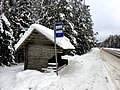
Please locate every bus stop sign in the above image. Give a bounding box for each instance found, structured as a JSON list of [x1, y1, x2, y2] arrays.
[[54, 23, 64, 37]]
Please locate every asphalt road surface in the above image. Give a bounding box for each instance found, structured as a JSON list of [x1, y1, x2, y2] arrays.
[[100, 49, 120, 90]]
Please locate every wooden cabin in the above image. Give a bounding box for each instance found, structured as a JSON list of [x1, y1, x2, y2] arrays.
[[15, 24, 75, 71]]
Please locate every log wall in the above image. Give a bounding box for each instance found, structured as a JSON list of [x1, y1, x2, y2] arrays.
[[24, 30, 56, 71]]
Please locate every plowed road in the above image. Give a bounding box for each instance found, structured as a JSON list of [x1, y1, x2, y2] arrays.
[[101, 49, 120, 90]]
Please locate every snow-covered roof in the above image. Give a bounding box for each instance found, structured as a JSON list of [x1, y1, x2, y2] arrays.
[[15, 24, 75, 50]]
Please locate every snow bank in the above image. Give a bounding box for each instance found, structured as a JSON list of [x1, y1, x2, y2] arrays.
[[9, 70, 57, 90], [104, 48, 120, 51], [47, 48, 109, 90], [0, 64, 24, 90], [15, 24, 75, 50], [0, 64, 57, 90], [0, 48, 110, 90]]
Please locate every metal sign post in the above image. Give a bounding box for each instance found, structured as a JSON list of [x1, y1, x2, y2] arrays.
[[54, 23, 64, 76]]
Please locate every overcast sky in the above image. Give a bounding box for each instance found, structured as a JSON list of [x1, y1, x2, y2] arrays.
[[86, 0, 120, 42]]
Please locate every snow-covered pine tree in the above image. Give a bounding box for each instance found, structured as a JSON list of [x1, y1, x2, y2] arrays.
[[1, 0, 34, 63], [68, 0, 95, 54], [1, 0, 95, 56], [0, 13, 15, 66], [37, 0, 95, 55], [3, 0, 33, 45], [38, 0, 77, 47]]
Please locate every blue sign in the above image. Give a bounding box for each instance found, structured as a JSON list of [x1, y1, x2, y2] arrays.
[[54, 23, 64, 37]]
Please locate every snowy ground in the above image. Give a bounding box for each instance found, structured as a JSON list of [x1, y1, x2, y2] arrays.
[[0, 48, 113, 90]]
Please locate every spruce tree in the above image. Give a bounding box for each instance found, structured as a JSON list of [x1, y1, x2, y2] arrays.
[[37, 0, 95, 55], [0, 13, 15, 66], [3, 0, 33, 44], [1, 0, 95, 56]]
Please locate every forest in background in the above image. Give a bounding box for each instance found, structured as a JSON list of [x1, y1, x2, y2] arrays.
[[100, 35, 120, 48], [0, 0, 96, 66]]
